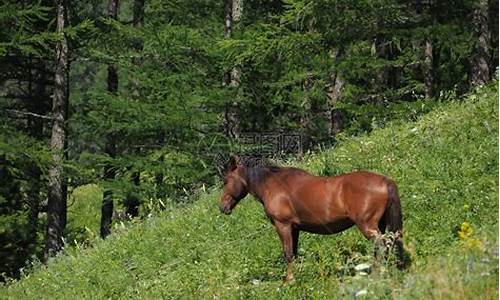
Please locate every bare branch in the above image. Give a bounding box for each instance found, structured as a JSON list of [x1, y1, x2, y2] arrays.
[[6, 109, 52, 120]]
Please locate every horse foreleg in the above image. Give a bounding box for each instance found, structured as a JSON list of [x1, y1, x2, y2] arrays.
[[275, 222, 295, 282], [292, 227, 300, 257]]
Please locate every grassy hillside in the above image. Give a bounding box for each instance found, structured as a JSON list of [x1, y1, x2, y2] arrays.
[[2, 83, 498, 299]]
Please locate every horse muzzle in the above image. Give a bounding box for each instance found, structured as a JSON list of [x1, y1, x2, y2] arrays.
[[219, 205, 232, 215], [219, 195, 235, 215]]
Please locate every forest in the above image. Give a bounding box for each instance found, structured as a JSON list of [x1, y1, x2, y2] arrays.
[[0, 0, 498, 296]]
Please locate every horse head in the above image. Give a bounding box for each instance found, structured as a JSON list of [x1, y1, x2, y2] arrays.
[[219, 155, 249, 215]]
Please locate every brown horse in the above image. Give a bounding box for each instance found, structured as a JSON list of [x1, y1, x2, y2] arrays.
[[218, 155, 404, 281]]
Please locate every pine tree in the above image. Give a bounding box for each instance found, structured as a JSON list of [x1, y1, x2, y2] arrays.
[[222, 0, 243, 138], [100, 0, 119, 239], [44, 0, 69, 262]]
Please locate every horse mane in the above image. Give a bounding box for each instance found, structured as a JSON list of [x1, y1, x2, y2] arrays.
[[240, 156, 309, 186], [239, 156, 275, 169]]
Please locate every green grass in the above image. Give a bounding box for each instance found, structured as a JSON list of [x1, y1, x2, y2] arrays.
[[66, 184, 103, 245], [2, 83, 498, 299]]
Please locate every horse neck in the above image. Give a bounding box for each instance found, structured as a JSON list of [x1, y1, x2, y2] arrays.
[[244, 165, 273, 203]]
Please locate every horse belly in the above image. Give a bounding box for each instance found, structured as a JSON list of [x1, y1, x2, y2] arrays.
[[297, 218, 354, 235]]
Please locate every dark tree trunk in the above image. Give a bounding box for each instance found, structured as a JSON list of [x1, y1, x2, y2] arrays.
[[155, 130, 165, 201], [470, 0, 491, 86], [107, 65, 118, 93], [223, 102, 240, 138], [330, 109, 344, 135], [415, 0, 422, 14], [374, 35, 389, 87], [424, 37, 435, 98], [100, 191, 113, 237], [124, 171, 140, 218], [372, 34, 402, 98], [44, 0, 69, 262], [155, 161, 164, 200], [130, 0, 144, 95], [27, 163, 41, 255], [121, 0, 145, 218], [299, 74, 315, 150], [488, 0, 498, 73], [26, 59, 47, 255], [415, 1, 438, 98], [100, 0, 119, 239], [100, 133, 116, 238], [133, 0, 144, 28]]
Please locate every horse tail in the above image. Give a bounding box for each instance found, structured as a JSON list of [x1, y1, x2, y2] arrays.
[[385, 179, 405, 268], [386, 180, 402, 235]]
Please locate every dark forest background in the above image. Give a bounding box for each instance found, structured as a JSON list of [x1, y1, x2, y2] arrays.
[[0, 0, 498, 279]]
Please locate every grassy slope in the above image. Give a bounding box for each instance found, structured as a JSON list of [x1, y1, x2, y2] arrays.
[[65, 184, 103, 244], [2, 83, 498, 299]]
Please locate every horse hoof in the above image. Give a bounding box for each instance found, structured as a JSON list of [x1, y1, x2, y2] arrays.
[[283, 274, 295, 284]]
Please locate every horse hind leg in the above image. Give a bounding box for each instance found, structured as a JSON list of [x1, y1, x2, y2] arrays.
[[356, 223, 385, 262], [384, 231, 404, 269], [360, 222, 404, 269], [372, 210, 404, 268], [377, 213, 392, 259], [378, 214, 387, 233]]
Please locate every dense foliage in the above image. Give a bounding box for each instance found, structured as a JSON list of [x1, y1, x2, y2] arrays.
[[1, 82, 497, 298], [0, 0, 498, 280]]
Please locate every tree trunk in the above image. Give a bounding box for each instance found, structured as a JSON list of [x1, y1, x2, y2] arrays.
[[124, 170, 140, 218], [26, 59, 47, 255], [133, 0, 144, 27], [224, 0, 233, 40], [373, 36, 389, 87], [155, 130, 165, 201], [300, 74, 315, 150], [155, 161, 164, 200], [121, 0, 145, 218], [470, 0, 491, 86], [424, 37, 435, 98], [107, 65, 118, 94], [44, 0, 69, 262], [131, 0, 144, 95], [326, 48, 344, 135], [100, 133, 116, 238], [229, 0, 242, 88], [488, 0, 498, 74], [415, 0, 422, 14], [27, 163, 41, 253], [223, 0, 242, 138], [100, 0, 119, 239]]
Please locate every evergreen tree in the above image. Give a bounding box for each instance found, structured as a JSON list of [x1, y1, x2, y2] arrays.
[[44, 0, 70, 262], [0, 0, 53, 278], [99, 0, 120, 240]]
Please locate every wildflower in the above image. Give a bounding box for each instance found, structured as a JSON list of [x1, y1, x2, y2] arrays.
[[457, 221, 483, 250], [458, 221, 472, 239]]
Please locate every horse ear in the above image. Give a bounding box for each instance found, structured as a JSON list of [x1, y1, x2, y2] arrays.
[[216, 164, 224, 177], [228, 154, 239, 171], [213, 153, 227, 177]]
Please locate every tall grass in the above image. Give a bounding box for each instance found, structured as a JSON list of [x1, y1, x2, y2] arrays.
[[1, 83, 498, 299]]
